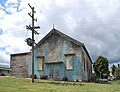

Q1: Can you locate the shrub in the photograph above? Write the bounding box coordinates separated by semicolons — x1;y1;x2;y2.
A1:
62;76;68;81
30;74;37;79
40;75;48;79
0;74;5;76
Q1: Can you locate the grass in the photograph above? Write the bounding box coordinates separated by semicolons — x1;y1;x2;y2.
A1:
0;76;120;92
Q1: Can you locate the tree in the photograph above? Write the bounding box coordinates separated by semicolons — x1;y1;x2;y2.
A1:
112;64;120;80
111;64;116;76
93;56;109;78
116;67;120;80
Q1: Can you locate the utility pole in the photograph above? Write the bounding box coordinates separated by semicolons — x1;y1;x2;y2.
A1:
26;3;40;83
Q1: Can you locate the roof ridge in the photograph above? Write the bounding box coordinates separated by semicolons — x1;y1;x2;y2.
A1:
36;28;84;47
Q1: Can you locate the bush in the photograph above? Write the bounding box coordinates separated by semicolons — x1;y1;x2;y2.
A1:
62;76;68;81
30;74;37;79
34;75;37;79
0;74;5;76
116;76;120;80
91;73;99;82
40;75;48;79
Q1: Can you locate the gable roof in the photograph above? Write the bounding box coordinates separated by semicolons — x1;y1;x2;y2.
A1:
36;28;92;63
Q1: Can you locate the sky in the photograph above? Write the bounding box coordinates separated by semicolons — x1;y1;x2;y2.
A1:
0;0;120;68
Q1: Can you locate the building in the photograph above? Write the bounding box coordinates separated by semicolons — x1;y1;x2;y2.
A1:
10;52;31;78
10;28;92;81
29;28;92;81
0;64;10;76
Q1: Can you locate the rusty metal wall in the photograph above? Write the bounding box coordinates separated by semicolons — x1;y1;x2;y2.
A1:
29;32;92;81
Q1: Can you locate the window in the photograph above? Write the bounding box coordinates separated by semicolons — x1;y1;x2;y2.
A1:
83;57;86;71
65;55;74;70
86;60;88;71
37;57;43;70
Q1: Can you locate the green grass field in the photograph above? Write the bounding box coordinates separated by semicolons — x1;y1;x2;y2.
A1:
0;76;120;92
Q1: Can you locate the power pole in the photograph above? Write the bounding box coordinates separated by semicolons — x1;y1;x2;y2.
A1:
26;3;40;83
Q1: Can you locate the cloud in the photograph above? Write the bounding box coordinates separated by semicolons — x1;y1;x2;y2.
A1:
0;46;10;65
0;0;31;65
0;9;5;19
47;0;120;64
0;0;120;66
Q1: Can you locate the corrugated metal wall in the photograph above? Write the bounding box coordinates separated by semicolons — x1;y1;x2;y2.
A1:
29;32;91;81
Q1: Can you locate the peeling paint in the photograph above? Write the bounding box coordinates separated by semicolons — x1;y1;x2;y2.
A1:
28;29;92;81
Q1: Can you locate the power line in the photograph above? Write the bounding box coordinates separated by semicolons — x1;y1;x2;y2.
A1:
1;21;120;38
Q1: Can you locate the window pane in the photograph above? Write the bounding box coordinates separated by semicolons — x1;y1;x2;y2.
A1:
83;58;85;71
66;55;73;70
38;57;43;70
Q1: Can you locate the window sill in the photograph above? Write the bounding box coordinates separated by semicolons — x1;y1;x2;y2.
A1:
38;70;43;71
66;69;73;71
45;61;63;64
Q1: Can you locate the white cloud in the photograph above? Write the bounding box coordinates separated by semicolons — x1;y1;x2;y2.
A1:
55;0;65;6
6;0;18;4
0;10;5;19
0;51;10;65
0;0;120;66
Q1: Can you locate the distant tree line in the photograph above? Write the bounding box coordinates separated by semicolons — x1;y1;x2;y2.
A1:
111;64;120;80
